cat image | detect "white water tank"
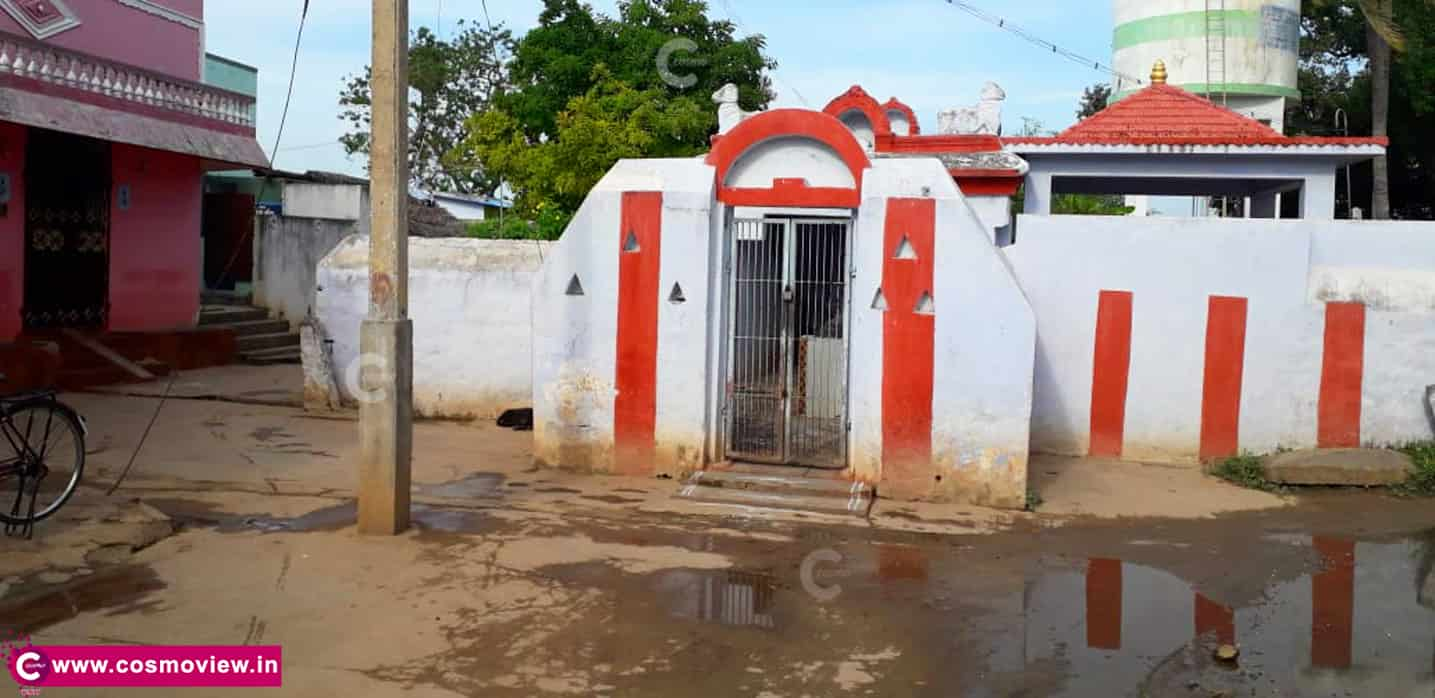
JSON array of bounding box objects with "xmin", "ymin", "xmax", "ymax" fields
[{"xmin": 1112, "ymin": 0, "xmax": 1300, "ymax": 132}]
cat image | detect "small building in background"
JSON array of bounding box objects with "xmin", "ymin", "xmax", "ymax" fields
[
  {"xmin": 427, "ymin": 191, "xmax": 511, "ymax": 223},
  {"xmin": 0, "ymin": 0, "xmax": 268, "ymax": 343}
]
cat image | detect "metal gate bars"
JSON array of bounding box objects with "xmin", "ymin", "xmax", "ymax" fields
[{"xmin": 725, "ymin": 218, "xmax": 850, "ymax": 468}]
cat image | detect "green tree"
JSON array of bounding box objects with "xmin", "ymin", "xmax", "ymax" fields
[
  {"xmin": 458, "ymin": 0, "xmax": 776, "ymax": 225},
  {"xmin": 1305, "ymin": 0, "xmax": 1435, "ymax": 218},
  {"xmin": 1295, "ymin": 0, "xmax": 1435, "ymax": 218},
  {"xmin": 339, "ymin": 22, "xmax": 515, "ymax": 194},
  {"xmin": 502, "ymin": 0, "xmax": 775, "ymax": 141},
  {"xmin": 1077, "ymin": 83, "xmax": 1112, "ymax": 120},
  {"xmin": 450, "ymin": 68, "xmax": 711, "ymax": 231}
]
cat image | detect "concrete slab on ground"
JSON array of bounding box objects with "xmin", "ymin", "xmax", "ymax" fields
[
  {"xmin": 0, "ymin": 490, "xmax": 174, "ymax": 592},
  {"xmin": 1029, "ymin": 454, "xmax": 1289, "ymax": 518},
  {"xmin": 86, "ymin": 364, "xmax": 303, "ymax": 406},
  {"xmin": 1265, "ymin": 448, "xmax": 1415, "ymax": 486}
]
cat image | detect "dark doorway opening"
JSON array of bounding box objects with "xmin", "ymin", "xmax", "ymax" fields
[{"xmin": 23, "ymin": 128, "xmax": 111, "ymax": 329}]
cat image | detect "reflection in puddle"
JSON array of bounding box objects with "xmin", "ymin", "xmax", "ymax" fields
[
  {"xmin": 644, "ymin": 532, "xmax": 1435, "ymax": 694},
  {"xmin": 661, "ymin": 569, "xmax": 778, "ymax": 629},
  {"xmin": 1020, "ymin": 535, "xmax": 1435, "ymax": 696}
]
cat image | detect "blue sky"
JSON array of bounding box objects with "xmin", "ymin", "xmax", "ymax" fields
[{"xmin": 205, "ymin": 0, "xmax": 1116, "ymax": 177}]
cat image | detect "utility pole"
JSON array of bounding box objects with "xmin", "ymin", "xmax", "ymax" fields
[{"xmin": 359, "ymin": 0, "xmax": 412, "ymax": 535}]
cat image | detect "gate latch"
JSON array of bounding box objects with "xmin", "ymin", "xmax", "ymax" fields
[{"xmin": 783, "ymin": 284, "xmax": 794, "ymax": 302}]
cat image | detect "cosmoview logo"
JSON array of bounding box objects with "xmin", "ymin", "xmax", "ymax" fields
[{"xmin": 13, "ymin": 647, "xmax": 51, "ymax": 685}]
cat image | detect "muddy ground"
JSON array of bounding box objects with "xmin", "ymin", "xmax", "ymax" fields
[{"xmin": 1, "ymin": 377, "xmax": 1432, "ymax": 696}]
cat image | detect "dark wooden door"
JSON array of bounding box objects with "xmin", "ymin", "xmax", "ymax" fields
[
  {"xmin": 202, "ymin": 192, "xmax": 255, "ymax": 290},
  {"xmin": 23, "ymin": 129, "xmax": 110, "ymax": 329}
]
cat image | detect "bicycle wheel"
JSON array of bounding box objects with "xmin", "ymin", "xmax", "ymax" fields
[{"xmin": 0, "ymin": 399, "xmax": 85, "ymax": 525}]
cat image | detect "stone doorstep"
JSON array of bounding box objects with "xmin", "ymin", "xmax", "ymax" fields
[{"xmin": 1264, "ymin": 448, "xmax": 1416, "ymax": 487}]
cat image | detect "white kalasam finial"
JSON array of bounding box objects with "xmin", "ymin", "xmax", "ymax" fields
[
  {"xmin": 713, "ymin": 83, "xmax": 760, "ymax": 134},
  {"xmin": 937, "ymin": 82, "xmax": 1007, "ymax": 136}
]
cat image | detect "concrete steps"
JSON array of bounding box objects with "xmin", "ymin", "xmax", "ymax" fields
[
  {"xmin": 676, "ymin": 467, "xmax": 873, "ymax": 517},
  {"xmin": 198, "ymin": 307, "xmax": 267, "ymax": 326},
  {"xmin": 242, "ymin": 345, "xmax": 305, "ymax": 366},
  {"xmin": 199, "ymin": 306, "xmax": 301, "ymax": 365}
]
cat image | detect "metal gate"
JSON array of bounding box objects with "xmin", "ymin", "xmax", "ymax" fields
[
  {"xmin": 23, "ymin": 129, "xmax": 110, "ymax": 329},
  {"xmin": 725, "ymin": 218, "xmax": 850, "ymax": 468}
]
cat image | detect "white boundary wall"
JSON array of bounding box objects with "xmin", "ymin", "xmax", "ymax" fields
[
  {"xmin": 1006, "ymin": 216, "xmax": 1435, "ymax": 461},
  {"xmin": 315, "ymin": 235, "xmax": 551, "ymax": 419}
]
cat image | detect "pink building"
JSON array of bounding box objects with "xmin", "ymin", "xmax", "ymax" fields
[{"xmin": 0, "ymin": 0, "xmax": 267, "ymax": 342}]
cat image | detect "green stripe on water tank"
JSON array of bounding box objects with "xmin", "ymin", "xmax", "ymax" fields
[
  {"xmin": 1113, "ymin": 10, "xmax": 1263, "ymax": 50},
  {"xmin": 1113, "ymin": 82, "xmax": 1301, "ymax": 100}
]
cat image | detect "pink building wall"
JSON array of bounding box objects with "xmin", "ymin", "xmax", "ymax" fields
[
  {"xmin": 0, "ymin": 122, "xmax": 23, "ymax": 342},
  {"xmin": 0, "ymin": 0, "xmax": 204, "ymax": 80},
  {"xmin": 108, "ymin": 143, "xmax": 200, "ymax": 332}
]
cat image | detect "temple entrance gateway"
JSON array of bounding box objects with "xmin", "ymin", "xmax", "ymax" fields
[{"xmin": 725, "ymin": 217, "xmax": 851, "ymax": 468}]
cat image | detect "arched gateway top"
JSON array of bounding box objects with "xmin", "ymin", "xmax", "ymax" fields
[
  {"xmin": 822, "ymin": 85, "xmax": 893, "ymax": 145},
  {"xmin": 706, "ymin": 109, "xmax": 871, "ymax": 208},
  {"xmin": 883, "ymin": 98, "xmax": 920, "ymax": 136}
]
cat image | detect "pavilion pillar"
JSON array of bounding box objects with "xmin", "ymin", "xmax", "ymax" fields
[
  {"xmin": 358, "ymin": 0, "xmax": 413, "ymax": 536},
  {"xmin": 1023, "ymin": 171, "xmax": 1053, "ymax": 215},
  {"xmin": 1300, "ymin": 172, "xmax": 1339, "ymax": 221}
]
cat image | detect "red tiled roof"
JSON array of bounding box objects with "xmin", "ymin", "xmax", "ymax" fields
[{"xmin": 1002, "ymin": 83, "xmax": 1388, "ymax": 147}]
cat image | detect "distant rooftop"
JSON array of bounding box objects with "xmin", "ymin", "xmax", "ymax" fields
[{"xmin": 1005, "ymin": 81, "xmax": 1385, "ymax": 150}]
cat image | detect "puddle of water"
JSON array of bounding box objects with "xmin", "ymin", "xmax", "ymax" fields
[
  {"xmin": 577, "ymin": 528, "xmax": 1435, "ymax": 695},
  {"xmin": 1020, "ymin": 535, "xmax": 1435, "ymax": 696},
  {"xmin": 582, "ymin": 494, "xmax": 645, "ymax": 505},
  {"xmin": 150, "ymin": 499, "xmax": 490, "ymax": 535},
  {"xmin": 247, "ymin": 426, "xmax": 293, "ymax": 443},
  {"xmin": 0, "ymin": 566, "xmax": 165, "ymax": 634},
  {"xmin": 227, "ymin": 502, "xmax": 357, "ymax": 533},
  {"xmin": 418, "ymin": 473, "xmax": 506, "ymax": 499},
  {"xmin": 656, "ymin": 569, "xmax": 781, "ymax": 629}
]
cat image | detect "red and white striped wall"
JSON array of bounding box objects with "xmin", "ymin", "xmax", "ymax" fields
[
  {"xmin": 1008, "ymin": 216, "xmax": 1435, "ymax": 461},
  {"xmin": 1085, "ymin": 293, "xmax": 1370, "ymax": 460}
]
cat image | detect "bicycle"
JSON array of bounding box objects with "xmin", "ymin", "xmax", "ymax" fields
[{"xmin": 0, "ymin": 372, "xmax": 86, "ymax": 539}]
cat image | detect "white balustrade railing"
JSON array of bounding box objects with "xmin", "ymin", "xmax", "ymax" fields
[{"xmin": 0, "ymin": 33, "xmax": 255, "ymax": 128}]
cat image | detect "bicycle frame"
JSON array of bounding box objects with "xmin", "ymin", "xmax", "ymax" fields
[{"xmin": 0, "ymin": 400, "xmax": 56, "ymax": 480}]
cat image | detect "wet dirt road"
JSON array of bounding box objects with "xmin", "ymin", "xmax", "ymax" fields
[{"xmin": 8, "ymin": 486, "xmax": 1435, "ymax": 697}]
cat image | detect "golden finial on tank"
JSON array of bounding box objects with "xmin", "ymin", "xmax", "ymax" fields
[{"xmin": 1151, "ymin": 60, "xmax": 1168, "ymax": 85}]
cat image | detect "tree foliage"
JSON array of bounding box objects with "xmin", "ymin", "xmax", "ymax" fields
[
  {"xmin": 339, "ymin": 22, "xmax": 515, "ymax": 195},
  {"xmin": 455, "ymin": 0, "xmax": 777, "ymax": 223},
  {"xmin": 451, "ymin": 68, "xmax": 711, "ymax": 229},
  {"xmin": 1077, "ymin": 83, "xmax": 1112, "ymax": 120},
  {"xmin": 1292, "ymin": 0, "xmax": 1435, "ymax": 218},
  {"xmin": 503, "ymin": 0, "xmax": 775, "ymax": 141}
]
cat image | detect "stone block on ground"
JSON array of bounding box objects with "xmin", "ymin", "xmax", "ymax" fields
[{"xmin": 1265, "ymin": 448, "xmax": 1415, "ymax": 486}]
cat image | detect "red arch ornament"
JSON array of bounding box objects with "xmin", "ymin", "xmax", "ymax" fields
[{"xmin": 706, "ymin": 109, "xmax": 871, "ymax": 208}]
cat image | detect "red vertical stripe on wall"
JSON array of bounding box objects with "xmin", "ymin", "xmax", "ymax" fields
[
  {"xmin": 1200, "ymin": 296, "xmax": 1249, "ymax": 461},
  {"xmin": 1086, "ymin": 558, "xmax": 1123, "ymax": 651},
  {"xmin": 881, "ymin": 198, "xmax": 936, "ymax": 483},
  {"xmin": 1089, "ymin": 291, "xmax": 1134, "ymax": 458},
  {"xmin": 614, "ymin": 191, "xmax": 662, "ymax": 475},
  {"xmin": 1318, "ymin": 303, "xmax": 1366, "ymax": 449},
  {"xmin": 1311, "ymin": 537, "xmax": 1355, "ymax": 669},
  {"xmin": 1195, "ymin": 593, "xmax": 1236, "ymax": 645}
]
